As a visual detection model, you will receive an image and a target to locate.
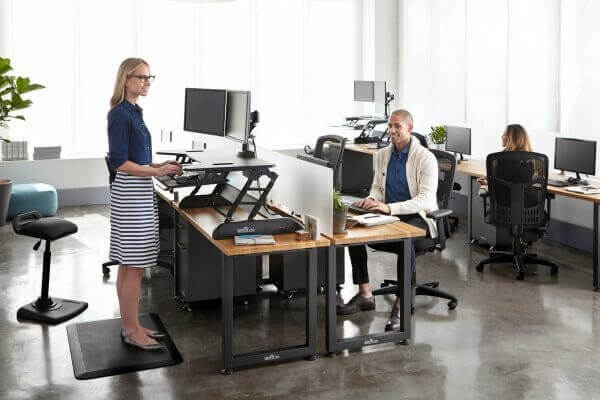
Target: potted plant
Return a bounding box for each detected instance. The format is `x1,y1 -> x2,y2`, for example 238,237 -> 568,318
332,189 -> 348,234
0,56 -> 45,225
428,125 -> 446,150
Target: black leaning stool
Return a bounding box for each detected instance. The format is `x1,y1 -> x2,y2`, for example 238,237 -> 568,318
13,211 -> 88,324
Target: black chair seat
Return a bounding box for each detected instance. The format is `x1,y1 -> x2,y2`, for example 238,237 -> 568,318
13,212 -> 77,241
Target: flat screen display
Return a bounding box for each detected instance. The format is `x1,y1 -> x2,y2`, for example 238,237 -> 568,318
445,125 -> 471,155
184,88 -> 227,135
554,137 -> 597,175
354,80 -> 374,102
226,91 -> 251,144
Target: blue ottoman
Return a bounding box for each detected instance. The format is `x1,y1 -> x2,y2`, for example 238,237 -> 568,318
7,183 -> 58,219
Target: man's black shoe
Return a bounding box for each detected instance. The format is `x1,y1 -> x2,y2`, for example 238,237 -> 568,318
384,307 -> 401,331
337,294 -> 375,315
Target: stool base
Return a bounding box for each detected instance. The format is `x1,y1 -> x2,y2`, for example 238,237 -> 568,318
17,298 -> 88,324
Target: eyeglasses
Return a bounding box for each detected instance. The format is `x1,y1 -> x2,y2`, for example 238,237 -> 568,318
128,74 -> 155,83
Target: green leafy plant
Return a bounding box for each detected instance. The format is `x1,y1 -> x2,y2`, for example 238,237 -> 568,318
0,57 -> 45,142
333,189 -> 347,213
428,125 -> 446,145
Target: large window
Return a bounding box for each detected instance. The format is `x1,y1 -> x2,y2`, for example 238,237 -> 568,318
1,0 -> 365,155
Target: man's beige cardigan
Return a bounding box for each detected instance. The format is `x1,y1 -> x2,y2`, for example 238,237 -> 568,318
368,136 -> 439,238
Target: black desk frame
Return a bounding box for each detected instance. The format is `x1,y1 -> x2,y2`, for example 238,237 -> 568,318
325,238 -> 411,353
221,248 -> 318,374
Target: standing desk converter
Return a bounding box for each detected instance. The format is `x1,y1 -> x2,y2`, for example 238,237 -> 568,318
156,187 -> 329,374
456,159 -> 600,291
322,220 -> 426,353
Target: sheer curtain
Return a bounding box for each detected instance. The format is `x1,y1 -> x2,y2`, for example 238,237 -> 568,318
0,0 -> 364,155
400,0 -> 561,158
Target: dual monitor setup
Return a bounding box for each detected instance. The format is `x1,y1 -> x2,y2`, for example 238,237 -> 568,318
442,126 -> 598,186
184,88 -> 258,158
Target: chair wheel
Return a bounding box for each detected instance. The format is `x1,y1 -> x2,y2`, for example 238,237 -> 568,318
476,263 -> 484,272
516,272 -> 524,280
448,301 -> 457,310
410,306 -> 415,315
551,266 -> 558,276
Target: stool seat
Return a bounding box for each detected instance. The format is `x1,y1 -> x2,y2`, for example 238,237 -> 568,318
13,212 -> 77,241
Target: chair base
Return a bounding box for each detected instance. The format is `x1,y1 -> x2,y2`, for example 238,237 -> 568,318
476,251 -> 558,280
17,297 -> 88,324
372,281 -> 458,310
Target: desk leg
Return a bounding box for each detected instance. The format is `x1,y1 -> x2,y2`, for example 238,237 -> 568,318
326,246 -> 337,355
400,239 -> 411,343
221,255 -> 234,375
594,204 -> 600,291
306,249 -> 317,360
467,176 -> 473,243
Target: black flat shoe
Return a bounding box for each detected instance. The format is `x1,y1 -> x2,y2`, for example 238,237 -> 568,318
337,293 -> 375,315
385,307 -> 401,331
121,329 -> 167,340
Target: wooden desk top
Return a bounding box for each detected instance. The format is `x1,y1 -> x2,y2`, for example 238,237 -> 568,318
321,220 -> 426,246
172,205 -> 330,256
456,159 -> 600,203
344,143 -> 380,155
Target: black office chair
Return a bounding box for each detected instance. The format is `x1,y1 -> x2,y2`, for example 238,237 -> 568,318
475,151 -> 558,280
413,132 -> 458,237
300,135 -> 346,190
102,154 -> 119,276
373,149 -> 458,311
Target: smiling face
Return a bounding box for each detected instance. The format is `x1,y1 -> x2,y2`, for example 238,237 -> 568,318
388,113 -> 412,150
125,64 -> 152,99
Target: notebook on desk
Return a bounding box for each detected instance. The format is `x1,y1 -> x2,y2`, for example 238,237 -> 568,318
566,185 -> 600,195
347,213 -> 399,228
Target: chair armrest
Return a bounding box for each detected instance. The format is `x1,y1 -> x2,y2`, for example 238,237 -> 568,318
296,154 -> 331,168
426,209 -> 453,219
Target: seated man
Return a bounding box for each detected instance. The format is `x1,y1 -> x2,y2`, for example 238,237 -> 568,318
337,109 -> 439,331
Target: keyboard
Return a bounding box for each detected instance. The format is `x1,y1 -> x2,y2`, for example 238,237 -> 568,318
340,195 -> 370,214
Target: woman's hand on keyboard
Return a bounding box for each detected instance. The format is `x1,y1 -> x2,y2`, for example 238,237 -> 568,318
155,162 -> 182,177
356,198 -> 391,215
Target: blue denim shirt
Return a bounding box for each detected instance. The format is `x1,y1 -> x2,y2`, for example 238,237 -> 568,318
107,100 -> 152,170
385,142 -> 411,203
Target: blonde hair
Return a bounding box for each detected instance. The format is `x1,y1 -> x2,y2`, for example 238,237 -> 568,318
109,58 -> 149,110
503,124 -> 532,152
390,109 -> 414,131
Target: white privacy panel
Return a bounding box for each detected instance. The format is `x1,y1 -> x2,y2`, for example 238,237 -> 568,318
257,147 -> 333,235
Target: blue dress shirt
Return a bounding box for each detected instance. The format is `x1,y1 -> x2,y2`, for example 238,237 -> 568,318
385,142 -> 411,203
107,100 -> 153,170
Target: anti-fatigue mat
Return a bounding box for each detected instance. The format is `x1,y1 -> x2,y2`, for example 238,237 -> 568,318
66,313 -> 182,379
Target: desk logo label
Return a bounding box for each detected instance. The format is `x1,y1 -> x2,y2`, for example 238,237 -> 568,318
364,338 -> 379,345
264,353 -> 280,361
237,226 -> 256,234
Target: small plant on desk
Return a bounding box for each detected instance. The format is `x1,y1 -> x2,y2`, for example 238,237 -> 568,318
428,125 -> 446,148
332,190 -> 348,234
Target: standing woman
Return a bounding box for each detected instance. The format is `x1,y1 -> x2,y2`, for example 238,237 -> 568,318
107,58 -> 181,350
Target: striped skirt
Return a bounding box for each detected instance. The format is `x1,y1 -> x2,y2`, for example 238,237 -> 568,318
109,172 -> 159,268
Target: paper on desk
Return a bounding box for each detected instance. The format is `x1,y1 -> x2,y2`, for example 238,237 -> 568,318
348,213 -> 400,227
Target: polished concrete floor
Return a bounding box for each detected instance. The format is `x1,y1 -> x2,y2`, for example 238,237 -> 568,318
1,205 -> 600,399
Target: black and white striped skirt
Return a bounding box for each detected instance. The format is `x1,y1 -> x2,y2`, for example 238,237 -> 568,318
109,172 -> 159,268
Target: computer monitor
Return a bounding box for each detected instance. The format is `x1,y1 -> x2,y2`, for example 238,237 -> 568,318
445,125 -> 471,161
554,137 -> 597,182
226,90 -> 251,144
353,80 -> 386,103
183,88 -> 227,135
354,80 -> 374,102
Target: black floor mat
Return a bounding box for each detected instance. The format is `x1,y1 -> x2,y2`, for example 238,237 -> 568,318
66,313 -> 182,379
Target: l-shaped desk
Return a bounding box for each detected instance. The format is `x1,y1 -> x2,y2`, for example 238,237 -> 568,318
341,143 -> 600,291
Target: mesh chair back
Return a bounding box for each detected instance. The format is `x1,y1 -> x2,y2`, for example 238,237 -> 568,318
430,149 -> 456,209
313,135 -> 345,190
411,132 -> 428,148
105,154 -> 116,187
486,151 -> 548,228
